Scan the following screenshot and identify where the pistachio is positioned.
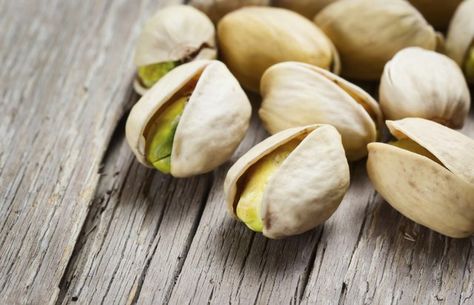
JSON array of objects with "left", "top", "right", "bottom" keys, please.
[
  {"left": 273, "top": 0, "right": 337, "bottom": 19},
  {"left": 259, "top": 62, "right": 383, "bottom": 161},
  {"left": 367, "top": 118, "right": 474, "bottom": 238},
  {"left": 408, "top": 0, "right": 462, "bottom": 30},
  {"left": 189, "top": 0, "right": 269, "bottom": 23},
  {"left": 126, "top": 60, "right": 251, "bottom": 177},
  {"left": 446, "top": 0, "right": 474, "bottom": 84},
  {"left": 380, "top": 47, "right": 470, "bottom": 129},
  {"left": 217, "top": 7, "right": 340, "bottom": 92},
  {"left": 224, "top": 125, "right": 350, "bottom": 239},
  {"left": 133, "top": 5, "right": 217, "bottom": 95},
  {"left": 315, "top": 0, "right": 438, "bottom": 80}
]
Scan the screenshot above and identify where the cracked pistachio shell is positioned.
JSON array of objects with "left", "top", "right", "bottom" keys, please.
[
  {"left": 189, "top": 0, "right": 270, "bottom": 23},
  {"left": 367, "top": 118, "right": 474, "bottom": 238},
  {"left": 126, "top": 60, "right": 251, "bottom": 177},
  {"left": 217, "top": 7, "right": 340, "bottom": 92},
  {"left": 133, "top": 5, "right": 217, "bottom": 95},
  {"left": 315, "top": 0, "right": 438, "bottom": 80},
  {"left": 259, "top": 62, "right": 383, "bottom": 161},
  {"left": 224, "top": 125, "right": 350, "bottom": 239},
  {"left": 380, "top": 47, "right": 470, "bottom": 129},
  {"left": 408, "top": 0, "right": 462, "bottom": 30},
  {"left": 446, "top": 0, "right": 474, "bottom": 84},
  {"left": 273, "top": 0, "right": 337, "bottom": 19}
]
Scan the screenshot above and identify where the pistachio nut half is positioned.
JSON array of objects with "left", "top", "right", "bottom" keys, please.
[
  {"left": 224, "top": 125, "right": 350, "bottom": 239},
  {"left": 408, "top": 0, "right": 462, "bottom": 30},
  {"left": 273, "top": 0, "right": 337, "bottom": 19},
  {"left": 189, "top": 0, "right": 270, "bottom": 23},
  {"left": 217, "top": 7, "right": 340, "bottom": 92},
  {"left": 380, "top": 47, "right": 470, "bottom": 129},
  {"left": 446, "top": 0, "right": 474, "bottom": 84},
  {"left": 315, "top": 0, "right": 438, "bottom": 80},
  {"left": 367, "top": 118, "right": 474, "bottom": 238},
  {"left": 133, "top": 5, "right": 217, "bottom": 95},
  {"left": 126, "top": 60, "right": 251, "bottom": 177},
  {"left": 259, "top": 62, "right": 383, "bottom": 161}
]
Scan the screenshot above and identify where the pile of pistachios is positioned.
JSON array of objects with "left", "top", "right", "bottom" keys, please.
[{"left": 125, "top": 0, "right": 474, "bottom": 239}]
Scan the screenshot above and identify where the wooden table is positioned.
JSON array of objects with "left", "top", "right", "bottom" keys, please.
[{"left": 1, "top": 0, "right": 473, "bottom": 304}]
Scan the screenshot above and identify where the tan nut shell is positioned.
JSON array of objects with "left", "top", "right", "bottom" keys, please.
[
  {"left": 224, "top": 125, "right": 350, "bottom": 239},
  {"left": 273, "top": 0, "right": 337, "bottom": 19},
  {"left": 408, "top": 0, "right": 462, "bottom": 30},
  {"left": 259, "top": 62, "right": 383, "bottom": 161},
  {"left": 380, "top": 47, "right": 470, "bottom": 129},
  {"left": 189, "top": 0, "right": 270, "bottom": 23},
  {"left": 367, "top": 118, "right": 474, "bottom": 238},
  {"left": 217, "top": 7, "right": 340, "bottom": 92},
  {"left": 315, "top": 0, "right": 437, "bottom": 80},
  {"left": 126, "top": 60, "right": 251, "bottom": 177}
]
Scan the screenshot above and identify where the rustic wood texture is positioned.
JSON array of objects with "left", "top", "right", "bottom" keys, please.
[{"left": 0, "top": 0, "right": 473, "bottom": 304}]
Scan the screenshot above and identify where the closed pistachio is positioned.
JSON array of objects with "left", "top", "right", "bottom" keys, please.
[
  {"left": 189, "top": 0, "right": 269, "bottom": 23},
  {"left": 367, "top": 118, "right": 474, "bottom": 238},
  {"left": 380, "top": 47, "right": 470, "bottom": 128},
  {"left": 446, "top": 0, "right": 474, "bottom": 84},
  {"left": 259, "top": 62, "right": 383, "bottom": 161},
  {"left": 217, "top": 7, "right": 340, "bottom": 92},
  {"left": 126, "top": 60, "right": 251, "bottom": 177},
  {"left": 273, "top": 0, "right": 337, "bottom": 19},
  {"left": 133, "top": 5, "right": 217, "bottom": 95},
  {"left": 408, "top": 0, "right": 463, "bottom": 30},
  {"left": 224, "top": 125, "right": 350, "bottom": 239},
  {"left": 315, "top": 0, "right": 439, "bottom": 80}
]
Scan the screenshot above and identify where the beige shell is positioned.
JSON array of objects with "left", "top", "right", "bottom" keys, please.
[
  {"left": 380, "top": 47, "right": 470, "bottom": 129},
  {"left": 189, "top": 0, "right": 270, "bottom": 23},
  {"left": 224, "top": 125, "right": 350, "bottom": 239},
  {"left": 133, "top": 5, "right": 217, "bottom": 95},
  {"left": 367, "top": 118, "right": 474, "bottom": 238},
  {"left": 217, "top": 7, "right": 340, "bottom": 92},
  {"left": 273, "top": 0, "right": 337, "bottom": 19},
  {"left": 126, "top": 60, "right": 251, "bottom": 177},
  {"left": 315, "top": 0, "right": 438, "bottom": 80},
  {"left": 259, "top": 62, "right": 383, "bottom": 161},
  {"left": 408, "top": 0, "right": 462, "bottom": 30}
]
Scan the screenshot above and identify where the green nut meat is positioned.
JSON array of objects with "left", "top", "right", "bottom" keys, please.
[
  {"left": 465, "top": 46, "right": 474, "bottom": 82},
  {"left": 138, "top": 61, "right": 179, "bottom": 89}
]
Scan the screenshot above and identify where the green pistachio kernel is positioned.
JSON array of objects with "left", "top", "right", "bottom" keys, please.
[
  {"left": 146, "top": 95, "right": 188, "bottom": 173},
  {"left": 390, "top": 138, "right": 439, "bottom": 163},
  {"left": 464, "top": 46, "right": 474, "bottom": 82},
  {"left": 138, "top": 61, "right": 179, "bottom": 88},
  {"left": 236, "top": 138, "right": 301, "bottom": 232}
]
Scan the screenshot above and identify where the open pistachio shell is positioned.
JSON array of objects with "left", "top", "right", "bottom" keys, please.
[
  {"left": 408, "top": 0, "right": 462, "bottom": 30},
  {"left": 380, "top": 47, "right": 470, "bottom": 129},
  {"left": 367, "top": 118, "right": 474, "bottom": 238},
  {"left": 217, "top": 7, "right": 340, "bottom": 92},
  {"left": 273, "top": 0, "right": 337, "bottom": 19},
  {"left": 189, "top": 0, "right": 270, "bottom": 23},
  {"left": 133, "top": 5, "right": 217, "bottom": 95},
  {"left": 315, "top": 0, "right": 438, "bottom": 80},
  {"left": 224, "top": 125, "right": 350, "bottom": 239},
  {"left": 259, "top": 62, "right": 383, "bottom": 161},
  {"left": 446, "top": 0, "right": 474, "bottom": 84},
  {"left": 126, "top": 60, "right": 251, "bottom": 177}
]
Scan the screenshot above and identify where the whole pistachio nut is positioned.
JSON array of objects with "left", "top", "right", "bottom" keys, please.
[
  {"left": 133, "top": 5, "right": 217, "bottom": 95},
  {"left": 259, "top": 62, "right": 383, "bottom": 161},
  {"left": 380, "top": 47, "right": 470, "bottom": 128},
  {"left": 273, "top": 0, "right": 338, "bottom": 19},
  {"left": 446, "top": 0, "right": 474, "bottom": 84},
  {"left": 189, "top": 0, "right": 270, "bottom": 23},
  {"left": 408, "top": 0, "right": 463, "bottom": 30},
  {"left": 224, "top": 125, "right": 350, "bottom": 239},
  {"left": 367, "top": 118, "right": 474, "bottom": 238},
  {"left": 315, "top": 0, "right": 438, "bottom": 80},
  {"left": 126, "top": 60, "right": 251, "bottom": 177},
  {"left": 217, "top": 7, "right": 340, "bottom": 92}
]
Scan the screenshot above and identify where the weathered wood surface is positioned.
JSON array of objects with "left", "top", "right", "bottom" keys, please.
[{"left": 0, "top": 0, "right": 473, "bottom": 304}]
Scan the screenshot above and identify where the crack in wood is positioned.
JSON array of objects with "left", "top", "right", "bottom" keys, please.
[{"left": 298, "top": 226, "right": 324, "bottom": 303}]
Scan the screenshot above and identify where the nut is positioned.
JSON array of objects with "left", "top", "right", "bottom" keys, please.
[
  {"left": 446, "top": 0, "right": 474, "bottom": 84},
  {"left": 259, "top": 62, "right": 383, "bottom": 161},
  {"left": 126, "top": 60, "right": 251, "bottom": 177},
  {"left": 224, "top": 125, "right": 350, "bottom": 239},
  {"left": 367, "top": 118, "right": 474, "bottom": 238},
  {"left": 273, "top": 0, "right": 337, "bottom": 19},
  {"left": 408, "top": 0, "right": 463, "bottom": 30},
  {"left": 217, "top": 7, "right": 340, "bottom": 92},
  {"left": 133, "top": 5, "right": 217, "bottom": 95},
  {"left": 315, "top": 0, "right": 438, "bottom": 80},
  {"left": 189, "top": 0, "right": 270, "bottom": 23},
  {"left": 380, "top": 47, "right": 470, "bottom": 129}
]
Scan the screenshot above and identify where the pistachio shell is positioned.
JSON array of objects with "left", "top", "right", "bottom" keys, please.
[
  {"left": 315, "top": 0, "right": 437, "bottom": 80},
  {"left": 380, "top": 47, "right": 470, "bottom": 128},
  {"left": 225, "top": 125, "right": 350, "bottom": 239},
  {"left": 408, "top": 0, "right": 462, "bottom": 30},
  {"left": 367, "top": 118, "right": 474, "bottom": 238},
  {"left": 189, "top": 0, "right": 270, "bottom": 23},
  {"left": 273, "top": 0, "right": 337, "bottom": 19},
  {"left": 259, "top": 62, "right": 382, "bottom": 161},
  {"left": 217, "top": 7, "right": 340, "bottom": 92},
  {"left": 126, "top": 60, "right": 251, "bottom": 177}
]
